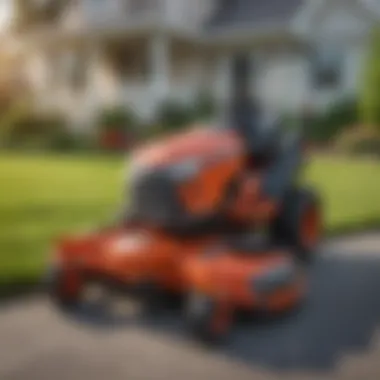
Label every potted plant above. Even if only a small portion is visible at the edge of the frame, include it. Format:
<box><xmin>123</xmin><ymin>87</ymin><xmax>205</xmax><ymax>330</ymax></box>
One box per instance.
<box><xmin>97</xmin><ymin>106</ymin><xmax>137</xmax><ymax>151</ymax></box>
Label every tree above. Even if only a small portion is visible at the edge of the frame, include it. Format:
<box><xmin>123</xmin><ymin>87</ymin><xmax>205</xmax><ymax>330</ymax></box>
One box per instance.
<box><xmin>41</xmin><ymin>0</ymin><xmax>69</xmax><ymax>22</ymax></box>
<box><xmin>13</xmin><ymin>0</ymin><xmax>69</xmax><ymax>32</ymax></box>
<box><xmin>360</xmin><ymin>26</ymin><xmax>380</xmax><ymax>132</ymax></box>
<box><xmin>13</xmin><ymin>0</ymin><xmax>40</xmax><ymax>31</ymax></box>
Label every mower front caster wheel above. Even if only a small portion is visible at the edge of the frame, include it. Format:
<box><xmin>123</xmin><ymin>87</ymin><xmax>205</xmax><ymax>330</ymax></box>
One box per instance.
<box><xmin>185</xmin><ymin>293</ymin><xmax>233</xmax><ymax>344</ymax></box>
<box><xmin>45</xmin><ymin>266</ymin><xmax>84</xmax><ymax>310</ymax></box>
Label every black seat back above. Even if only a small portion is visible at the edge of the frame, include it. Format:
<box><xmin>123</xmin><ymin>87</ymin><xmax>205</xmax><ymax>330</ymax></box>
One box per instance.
<box><xmin>261</xmin><ymin>132</ymin><xmax>303</xmax><ymax>202</ymax></box>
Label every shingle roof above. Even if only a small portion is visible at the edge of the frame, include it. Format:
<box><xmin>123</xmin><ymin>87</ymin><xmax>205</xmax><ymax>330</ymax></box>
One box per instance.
<box><xmin>207</xmin><ymin>0</ymin><xmax>305</xmax><ymax>32</ymax></box>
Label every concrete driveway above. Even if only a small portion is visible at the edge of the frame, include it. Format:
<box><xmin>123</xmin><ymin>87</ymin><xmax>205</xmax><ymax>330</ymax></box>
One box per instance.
<box><xmin>1</xmin><ymin>233</ymin><xmax>380</xmax><ymax>380</ymax></box>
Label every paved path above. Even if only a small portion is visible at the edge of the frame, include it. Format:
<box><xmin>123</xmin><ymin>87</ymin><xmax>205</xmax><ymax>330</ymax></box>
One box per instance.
<box><xmin>1</xmin><ymin>233</ymin><xmax>380</xmax><ymax>380</ymax></box>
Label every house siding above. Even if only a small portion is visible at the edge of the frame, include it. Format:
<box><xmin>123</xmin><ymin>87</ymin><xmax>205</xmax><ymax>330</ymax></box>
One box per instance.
<box><xmin>17</xmin><ymin>0</ymin><xmax>378</xmax><ymax>127</ymax></box>
<box><xmin>305</xmin><ymin>0</ymin><xmax>372</xmax><ymax>110</ymax></box>
<box><xmin>254</xmin><ymin>51</ymin><xmax>310</xmax><ymax>113</ymax></box>
<box><xmin>209</xmin><ymin>0</ymin><xmax>374</xmax><ymax>116</ymax></box>
<box><xmin>164</xmin><ymin>0</ymin><xmax>217</xmax><ymax>31</ymax></box>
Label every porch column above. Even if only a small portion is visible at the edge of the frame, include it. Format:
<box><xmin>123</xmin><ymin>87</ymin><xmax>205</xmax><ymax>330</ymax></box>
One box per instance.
<box><xmin>149</xmin><ymin>33</ymin><xmax>170</xmax><ymax>112</ymax></box>
<box><xmin>214</xmin><ymin>54</ymin><xmax>231</xmax><ymax>118</ymax></box>
<box><xmin>87</xmin><ymin>41</ymin><xmax>104</xmax><ymax>104</ymax></box>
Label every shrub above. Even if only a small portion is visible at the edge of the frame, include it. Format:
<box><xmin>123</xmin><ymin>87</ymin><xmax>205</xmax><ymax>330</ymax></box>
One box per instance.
<box><xmin>335</xmin><ymin>127</ymin><xmax>380</xmax><ymax>157</ymax></box>
<box><xmin>49</xmin><ymin>131</ymin><xmax>96</xmax><ymax>153</ymax></box>
<box><xmin>193</xmin><ymin>92</ymin><xmax>217</xmax><ymax>121</ymax></box>
<box><xmin>0</xmin><ymin>104</ymin><xmax>69</xmax><ymax>150</ymax></box>
<box><xmin>97</xmin><ymin>106</ymin><xmax>137</xmax><ymax>132</ymax></box>
<box><xmin>360</xmin><ymin>26</ymin><xmax>380</xmax><ymax>131</ymax></box>
<box><xmin>280</xmin><ymin>112</ymin><xmax>300</xmax><ymax>132</ymax></box>
<box><xmin>353</xmin><ymin>138</ymin><xmax>380</xmax><ymax>156</ymax></box>
<box><xmin>303</xmin><ymin>98</ymin><xmax>359</xmax><ymax>144</ymax></box>
<box><xmin>136</xmin><ymin>122</ymin><xmax>163</xmax><ymax>142</ymax></box>
<box><xmin>96</xmin><ymin>106</ymin><xmax>138</xmax><ymax>151</ymax></box>
<box><xmin>156</xmin><ymin>99</ymin><xmax>195</xmax><ymax>134</ymax></box>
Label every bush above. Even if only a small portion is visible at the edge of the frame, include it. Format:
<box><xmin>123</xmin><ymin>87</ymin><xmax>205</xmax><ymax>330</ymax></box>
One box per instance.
<box><xmin>97</xmin><ymin>106</ymin><xmax>137</xmax><ymax>132</ymax></box>
<box><xmin>193</xmin><ymin>92</ymin><xmax>217</xmax><ymax>121</ymax></box>
<box><xmin>156</xmin><ymin>99</ymin><xmax>195</xmax><ymax>135</ymax></box>
<box><xmin>0</xmin><ymin>104</ymin><xmax>70</xmax><ymax>150</ymax></box>
<box><xmin>280</xmin><ymin>112</ymin><xmax>300</xmax><ymax>132</ymax></box>
<box><xmin>353</xmin><ymin>138</ymin><xmax>380</xmax><ymax>156</ymax></box>
<box><xmin>49</xmin><ymin>131</ymin><xmax>97</xmax><ymax>153</ymax></box>
<box><xmin>360</xmin><ymin>26</ymin><xmax>380</xmax><ymax>131</ymax></box>
<box><xmin>96</xmin><ymin>106</ymin><xmax>138</xmax><ymax>151</ymax></box>
<box><xmin>303</xmin><ymin>98</ymin><xmax>359</xmax><ymax>144</ymax></box>
<box><xmin>335</xmin><ymin>127</ymin><xmax>380</xmax><ymax>157</ymax></box>
<box><xmin>154</xmin><ymin>94</ymin><xmax>217</xmax><ymax>136</ymax></box>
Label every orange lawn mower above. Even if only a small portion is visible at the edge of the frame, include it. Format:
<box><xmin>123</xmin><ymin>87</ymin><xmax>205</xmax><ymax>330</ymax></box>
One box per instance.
<box><xmin>46</xmin><ymin>123</ymin><xmax>321</xmax><ymax>342</ymax></box>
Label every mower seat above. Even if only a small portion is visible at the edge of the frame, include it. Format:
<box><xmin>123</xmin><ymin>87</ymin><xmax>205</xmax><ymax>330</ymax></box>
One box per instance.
<box><xmin>261</xmin><ymin>132</ymin><xmax>303</xmax><ymax>202</ymax></box>
<box><xmin>226</xmin><ymin>234</ymin><xmax>273</xmax><ymax>255</ymax></box>
<box><xmin>249</xmin><ymin>122</ymin><xmax>283</xmax><ymax>164</ymax></box>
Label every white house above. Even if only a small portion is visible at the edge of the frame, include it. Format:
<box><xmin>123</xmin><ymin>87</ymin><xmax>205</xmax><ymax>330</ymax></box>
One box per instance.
<box><xmin>11</xmin><ymin>0</ymin><xmax>380</xmax><ymax>127</ymax></box>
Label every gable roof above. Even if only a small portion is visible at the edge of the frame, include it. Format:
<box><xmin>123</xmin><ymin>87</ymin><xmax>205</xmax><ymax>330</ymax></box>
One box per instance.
<box><xmin>206</xmin><ymin>0</ymin><xmax>305</xmax><ymax>32</ymax></box>
<box><xmin>363</xmin><ymin>0</ymin><xmax>380</xmax><ymax>15</ymax></box>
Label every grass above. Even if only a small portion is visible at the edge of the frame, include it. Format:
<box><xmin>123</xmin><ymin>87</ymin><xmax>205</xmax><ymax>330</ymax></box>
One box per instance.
<box><xmin>306</xmin><ymin>155</ymin><xmax>380</xmax><ymax>235</ymax></box>
<box><xmin>0</xmin><ymin>153</ymin><xmax>124</xmax><ymax>296</ymax></box>
<box><xmin>0</xmin><ymin>152</ymin><xmax>380</xmax><ymax>296</ymax></box>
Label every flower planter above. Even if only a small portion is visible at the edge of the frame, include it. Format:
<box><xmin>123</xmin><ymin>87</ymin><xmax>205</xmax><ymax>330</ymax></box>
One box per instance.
<box><xmin>100</xmin><ymin>129</ymin><xmax>130</xmax><ymax>152</ymax></box>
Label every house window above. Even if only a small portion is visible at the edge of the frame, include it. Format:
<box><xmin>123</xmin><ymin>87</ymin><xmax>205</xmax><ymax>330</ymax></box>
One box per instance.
<box><xmin>127</xmin><ymin>0</ymin><xmax>157</xmax><ymax>15</ymax></box>
<box><xmin>64</xmin><ymin>52</ymin><xmax>87</xmax><ymax>92</ymax></box>
<box><xmin>111</xmin><ymin>46</ymin><xmax>150</xmax><ymax>81</ymax></box>
<box><xmin>311</xmin><ymin>46</ymin><xmax>342</xmax><ymax>89</ymax></box>
<box><xmin>71</xmin><ymin>56</ymin><xmax>87</xmax><ymax>91</ymax></box>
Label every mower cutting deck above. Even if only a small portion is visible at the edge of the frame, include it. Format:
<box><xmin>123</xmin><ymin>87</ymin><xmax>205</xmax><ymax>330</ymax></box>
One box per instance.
<box><xmin>47</xmin><ymin>126</ymin><xmax>321</xmax><ymax>342</ymax></box>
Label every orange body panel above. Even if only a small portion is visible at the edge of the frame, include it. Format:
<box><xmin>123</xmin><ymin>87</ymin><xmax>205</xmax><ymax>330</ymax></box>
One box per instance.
<box><xmin>183</xmin><ymin>251</ymin><xmax>305</xmax><ymax>311</ymax></box>
<box><xmin>52</xmin><ymin>126</ymin><xmax>311</xmax><ymax>317</ymax></box>
<box><xmin>130</xmin><ymin>127</ymin><xmax>248</xmax><ymax>219</ymax></box>
<box><xmin>56</xmin><ymin>228</ymin><xmax>304</xmax><ymax>313</ymax></box>
<box><xmin>130</xmin><ymin>126</ymin><xmax>281</xmax><ymax>224</ymax></box>
<box><xmin>228</xmin><ymin>173</ymin><xmax>278</xmax><ymax>223</ymax></box>
<box><xmin>57</xmin><ymin>228</ymin><xmax>215</xmax><ymax>293</ymax></box>
<box><xmin>133</xmin><ymin>127</ymin><xmax>243</xmax><ymax>168</ymax></box>
<box><xmin>179</xmin><ymin>152</ymin><xmax>243</xmax><ymax>215</ymax></box>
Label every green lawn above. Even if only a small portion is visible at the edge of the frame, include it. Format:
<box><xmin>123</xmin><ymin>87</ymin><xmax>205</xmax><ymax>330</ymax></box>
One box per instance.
<box><xmin>0</xmin><ymin>153</ymin><xmax>124</xmax><ymax>294</ymax></box>
<box><xmin>0</xmin><ymin>153</ymin><xmax>380</xmax><ymax>295</ymax></box>
<box><xmin>306</xmin><ymin>155</ymin><xmax>380</xmax><ymax>235</ymax></box>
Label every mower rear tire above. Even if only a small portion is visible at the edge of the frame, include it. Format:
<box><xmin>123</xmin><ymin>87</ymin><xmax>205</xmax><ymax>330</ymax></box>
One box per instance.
<box><xmin>271</xmin><ymin>188</ymin><xmax>321</xmax><ymax>263</ymax></box>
